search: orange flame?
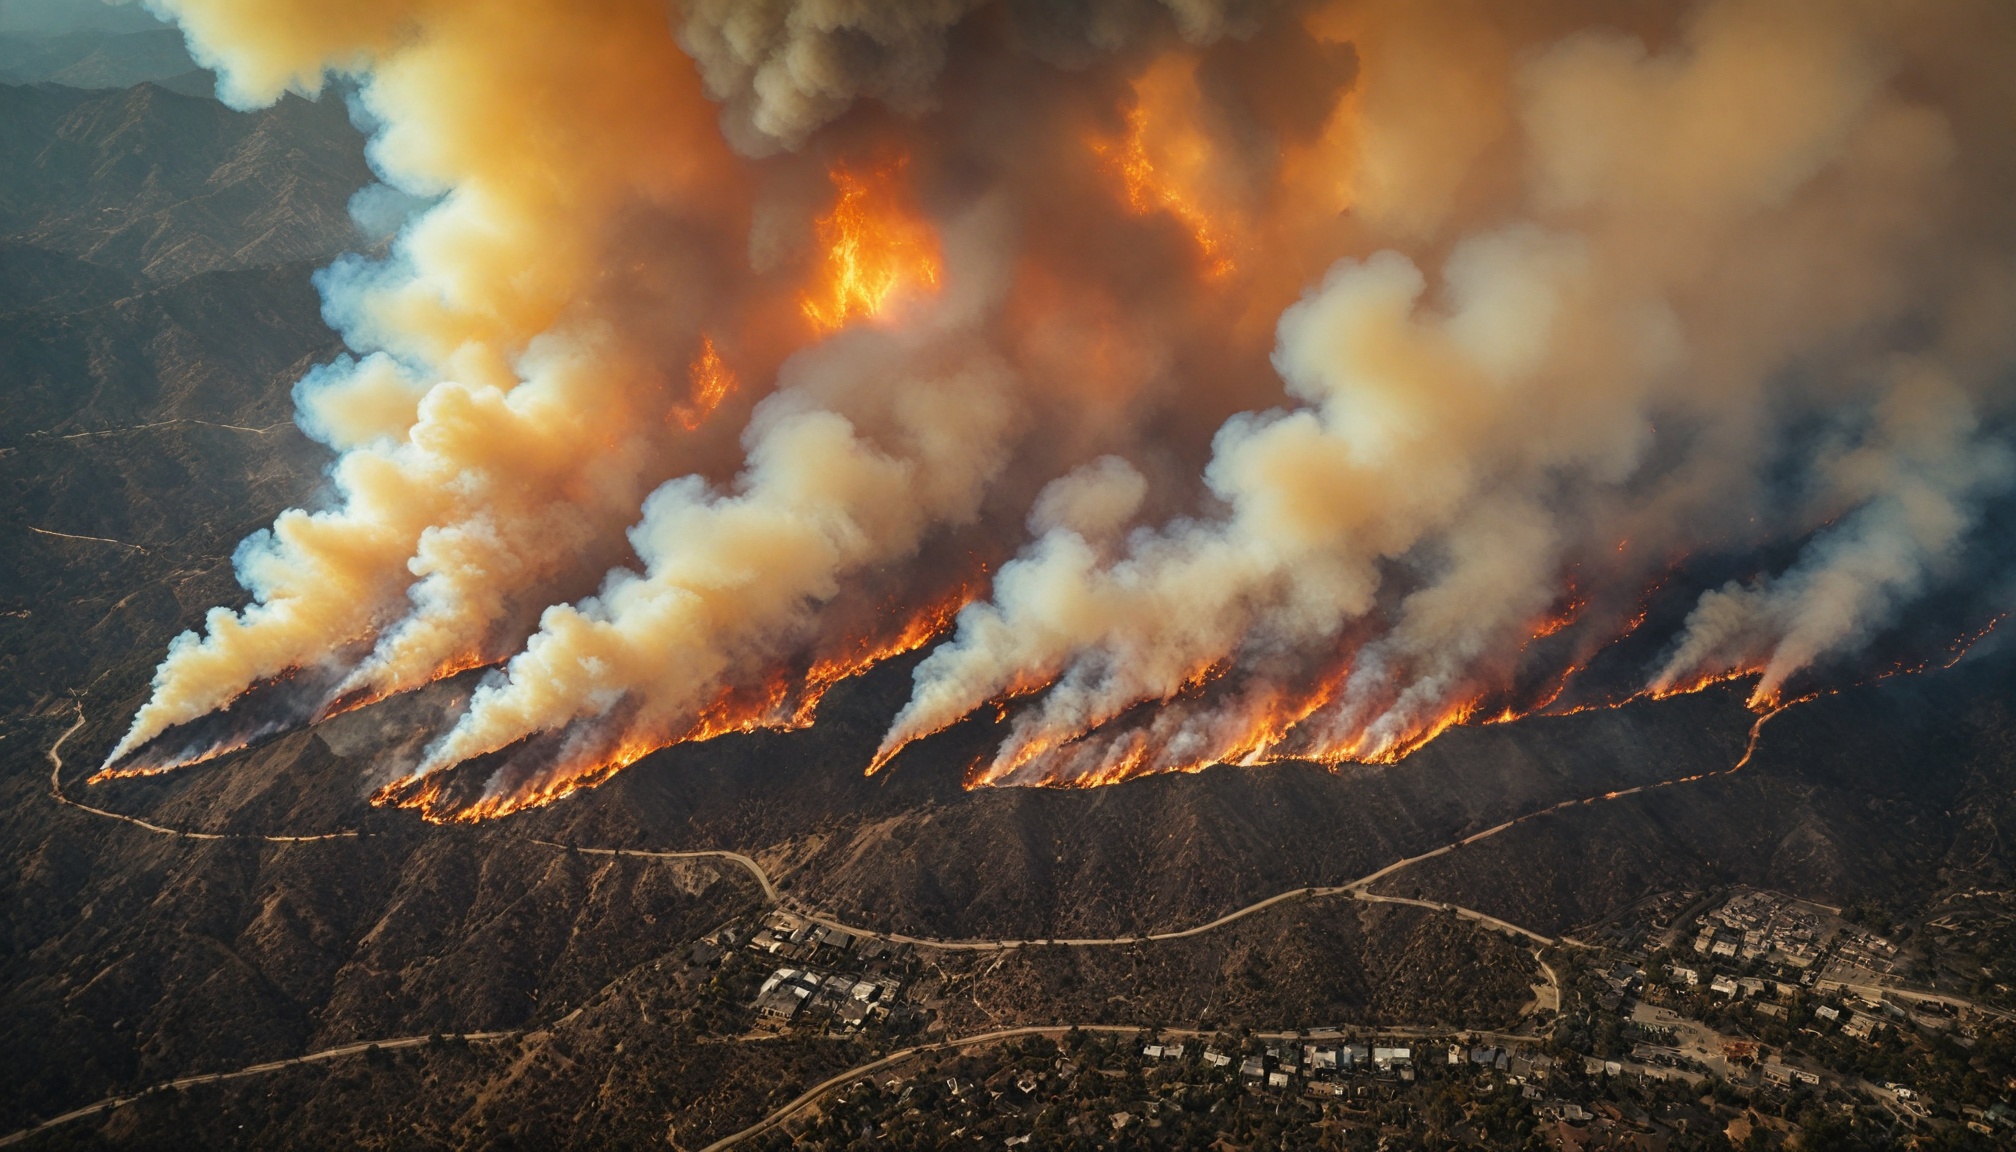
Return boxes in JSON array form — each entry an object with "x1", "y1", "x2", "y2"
[
  {"x1": 1089, "y1": 103, "x2": 1234, "y2": 279},
  {"x1": 89, "y1": 735, "x2": 252, "y2": 782},
  {"x1": 376, "y1": 587, "x2": 975, "y2": 822},
  {"x1": 801, "y1": 158, "x2": 941, "y2": 334},
  {"x1": 314, "y1": 651, "x2": 494, "y2": 726},
  {"x1": 373, "y1": 732, "x2": 664, "y2": 825},
  {"x1": 671, "y1": 335, "x2": 737, "y2": 430}
]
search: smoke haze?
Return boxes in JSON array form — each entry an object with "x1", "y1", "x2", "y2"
[{"x1": 106, "y1": 0, "x2": 2016, "y2": 815}]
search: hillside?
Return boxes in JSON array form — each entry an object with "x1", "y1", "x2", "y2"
[{"x1": 0, "y1": 77, "x2": 368, "y2": 283}]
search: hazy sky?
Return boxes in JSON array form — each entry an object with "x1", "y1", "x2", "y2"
[{"x1": 0, "y1": 0, "x2": 164, "y2": 36}]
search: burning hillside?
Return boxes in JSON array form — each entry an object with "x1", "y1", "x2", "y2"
[{"x1": 102, "y1": 0, "x2": 2016, "y2": 817}]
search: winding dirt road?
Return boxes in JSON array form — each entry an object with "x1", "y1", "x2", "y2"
[
  {"x1": 44, "y1": 705, "x2": 358, "y2": 843},
  {"x1": 0, "y1": 1031, "x2": 518, "y2": 1148},
  {"x1": 42, "y1": 698, "x2": 1788, "y2": 950}
]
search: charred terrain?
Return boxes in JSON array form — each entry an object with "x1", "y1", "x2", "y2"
[{"x1": 5, "y1": 30, "x2": 2016, "y2": 1152}]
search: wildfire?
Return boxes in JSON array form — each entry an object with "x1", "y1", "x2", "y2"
[
  {"x1": 315, "y1": 652, "x2": 496, "y2": 726},
  {"x1": 963, "y1": 579, "x2": 1826, "y2": 791},
  {"x1": 377, "y1": 588, "x2": 975, "y2": 822},
  {"x1": 1647, "y1": 665, "x2": 1771, "y2": 704},
  {"x1": 373, "y1": 733, "x2": 663, "y2": 825},
  {"x1": 89, "y1": 735, "x2": 250, "y2": 782},
  {"x1": 800, "y1": 158, "x2": 941, "y2": 334},
  {"x1": 680, "y1": 588, "x2": 972, "y2": 749},
  {"x1": 1089, "y1": 103, "x2": 1235, "y2": 278},
  {"x1": 671, "y1": 335, "x2": 736, "y2": 430}
]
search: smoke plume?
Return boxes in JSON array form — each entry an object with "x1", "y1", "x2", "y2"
[{"x1": 106, "y1": 0, "x2": 2016, "y2": 814}]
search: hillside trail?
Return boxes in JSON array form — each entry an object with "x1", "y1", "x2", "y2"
[{"x1": 37, "y1": 699, "x2": 1795, "y2": 951}]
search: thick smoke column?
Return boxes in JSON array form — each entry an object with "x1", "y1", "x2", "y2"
[{"x1": 107, "y1": 0, "x2": 2016, "y2": 813}]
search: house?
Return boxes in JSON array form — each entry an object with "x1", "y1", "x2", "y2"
[
  {"x1": 1163, "y1": 1043, "x2": 1185, "y2": 1059},
  {"x1": 755, "y1": 986, "x2": 807, "y2": 1023},
  {"x1": 1205, "y1": 1049, "x2": 1232, "y2": 1068},
  {"x1": 1844, "y1": 1013, "x2": 1881, "y2": 1040},
  {"x1": 1814, "y1": 1004, "x2": 1840, "y2": 1021},
  {"x1": 758, "y1": 968, "x2": 805, "y2": 997},
  {"x1": 1670, "y1": 966, "x2": 1699, "y2": 986},
  {"x1": 1710, "y1": 976, "x2": 1739, "y2": 997},
  {"x1": 1449, "y1": 1044, "x2": 1465, "y2": 1065},
  {"x1": 1240, "y1": 1057, "x2": 1265, "y2": 1078},
  {"x1": 1306, "y1": 1046, "x2": 1338, "y2": 1070},
  {"x1": 1267, "y1": 1072, "x2": 1289, "y2": 1089},
  {"x1": 1372, "y1": 1047, "x2": 1411, "y2": 1070},
  {"x1": 1142, "y1": 1045, "x2": 1163, "y2": 1058}
]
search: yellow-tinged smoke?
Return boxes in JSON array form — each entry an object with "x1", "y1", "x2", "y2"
[{"x1": 108, "y1": 0, "x2": 2016, "y2": 811}]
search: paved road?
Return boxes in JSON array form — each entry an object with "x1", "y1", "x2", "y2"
[
  {"x1": 0, "y1": 1031, "x2": 518, "y2": 1147},
  {"x1": 1814, "y1": 976, "x2": 2016, "y2": 1023}
]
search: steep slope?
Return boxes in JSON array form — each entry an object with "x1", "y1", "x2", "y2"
[{"x1": 0, "y1": 77, "x2": 367, "y2": 283}]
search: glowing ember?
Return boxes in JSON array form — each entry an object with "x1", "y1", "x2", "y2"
[
  {"x1": 800, "y1": 158, "x2": 941, "y2": 334},
  {"x1": 1090, "y1": 104, "x2": 1235, "y2": 278},
  {"x1": 671, "y1": 335, "x2": 736, "y2": 430}
]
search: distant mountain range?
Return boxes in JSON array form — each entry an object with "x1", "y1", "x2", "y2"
[{"x1": 0, "y1": 27, "x2": 196, "y2": 90}]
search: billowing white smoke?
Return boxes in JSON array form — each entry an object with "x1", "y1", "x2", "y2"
[
  {"x1": 414, "y1": 208, "x2": 1025, "y2": 794},
  {"x1": 879, "y1": 0, "x2": 2016, "y2": 782},
  {"x1": 1654, "y1": 367, "x2": 2013, "y2": 704},
  {"x1": 105, "y1": 0, "x2": 2016, "y2": 810}
]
